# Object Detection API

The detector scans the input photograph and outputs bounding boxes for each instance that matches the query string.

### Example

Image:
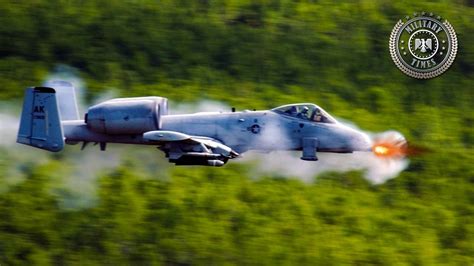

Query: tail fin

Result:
[43,80,79,120]
[17,87,64,152]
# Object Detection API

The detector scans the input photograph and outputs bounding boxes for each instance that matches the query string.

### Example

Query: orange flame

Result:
[372,132,408,158]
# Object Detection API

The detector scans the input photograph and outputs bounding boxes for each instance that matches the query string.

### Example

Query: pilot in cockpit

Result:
[313,108,324,122]
[285,106,298,116]
[296,106,309,120]
[273,104,336,124]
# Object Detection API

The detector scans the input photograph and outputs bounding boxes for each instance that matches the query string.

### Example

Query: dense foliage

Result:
[0,0,472,264]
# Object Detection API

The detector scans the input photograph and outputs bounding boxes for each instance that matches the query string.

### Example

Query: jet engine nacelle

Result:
[86,97,168,134]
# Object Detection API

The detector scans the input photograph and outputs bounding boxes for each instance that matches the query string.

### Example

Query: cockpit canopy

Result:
[271,103,337,124]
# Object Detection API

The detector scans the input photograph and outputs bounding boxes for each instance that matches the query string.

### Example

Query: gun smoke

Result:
[189,104,409,184]
[239,114,408,184]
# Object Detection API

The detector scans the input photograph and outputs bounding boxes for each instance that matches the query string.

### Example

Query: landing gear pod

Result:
[301,137,319,161]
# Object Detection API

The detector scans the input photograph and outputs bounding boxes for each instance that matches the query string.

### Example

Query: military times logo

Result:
[389,12,458,79]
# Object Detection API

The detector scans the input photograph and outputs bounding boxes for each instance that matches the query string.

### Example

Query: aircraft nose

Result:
[343,127,372,152]
[353,132,372,151]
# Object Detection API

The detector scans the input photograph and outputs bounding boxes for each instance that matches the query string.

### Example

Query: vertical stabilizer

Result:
[17,87,64,152]
[43,80,79,120]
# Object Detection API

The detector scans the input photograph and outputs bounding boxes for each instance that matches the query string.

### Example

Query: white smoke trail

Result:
[43,64,86,114]
[0,110,20,147]
[0,104,51,191]
[91,89,120,105]
[242,151,408,184]
[57,145,122,209]
[0,67,124,209]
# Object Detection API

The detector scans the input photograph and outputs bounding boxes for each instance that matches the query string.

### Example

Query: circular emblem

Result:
[389,12,457,79]
[249,124,260,134]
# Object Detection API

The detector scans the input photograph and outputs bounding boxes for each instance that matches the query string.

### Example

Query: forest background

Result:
[0,0,473,264]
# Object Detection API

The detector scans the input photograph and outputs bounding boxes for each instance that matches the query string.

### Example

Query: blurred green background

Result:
[0,0,473,264]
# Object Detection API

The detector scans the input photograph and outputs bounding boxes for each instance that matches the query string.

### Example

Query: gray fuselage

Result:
[62,110,372,154]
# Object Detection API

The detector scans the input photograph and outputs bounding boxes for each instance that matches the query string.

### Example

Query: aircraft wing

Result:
[143,130,239,166]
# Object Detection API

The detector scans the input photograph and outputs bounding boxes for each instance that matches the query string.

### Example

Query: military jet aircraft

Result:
[17,81,375,166]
